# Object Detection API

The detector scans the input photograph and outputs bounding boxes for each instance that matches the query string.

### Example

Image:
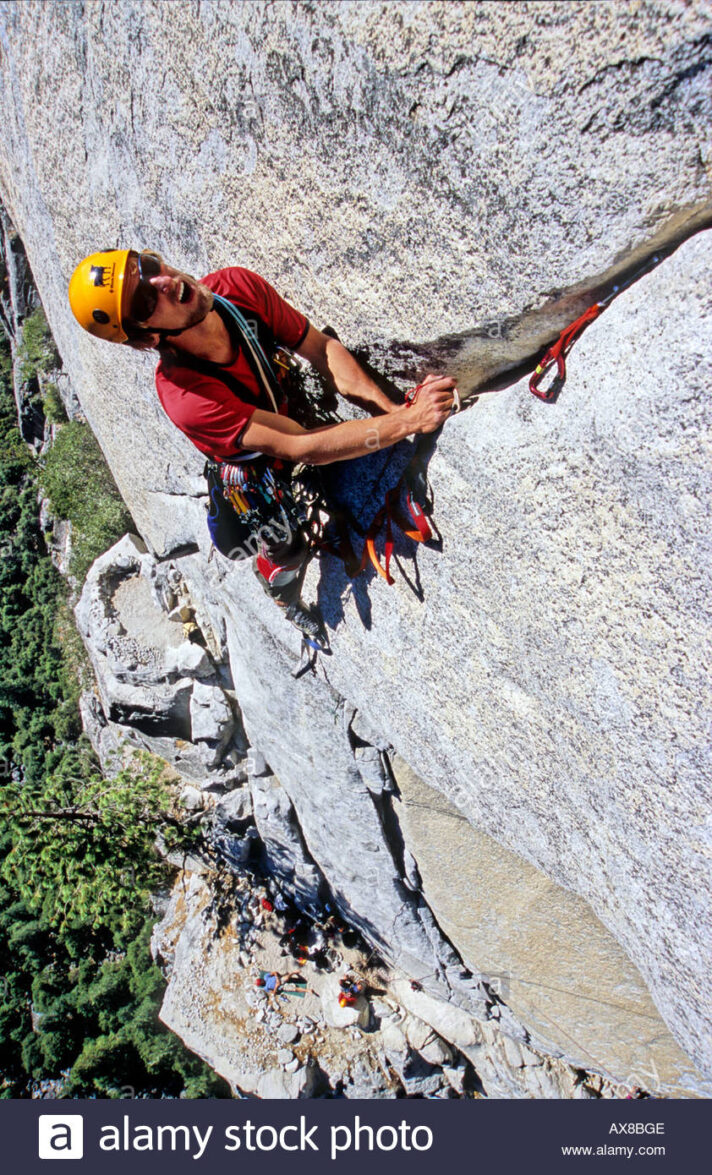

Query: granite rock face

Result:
[390,755,704,1096]
[310,232,712,1085]
[0,1,710,1095]
[120,227,712,1094]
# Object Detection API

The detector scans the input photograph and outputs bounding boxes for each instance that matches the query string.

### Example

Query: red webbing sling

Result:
[529,303,602,401]
[529,247,672,401]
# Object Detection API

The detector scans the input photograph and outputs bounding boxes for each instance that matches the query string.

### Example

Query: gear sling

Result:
[177,293,309,602]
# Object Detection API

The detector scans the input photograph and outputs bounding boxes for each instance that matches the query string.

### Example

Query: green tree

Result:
[39,420,133,581]
[16,307,59,383]
[1,755,202,939]
[0,320,228,1100]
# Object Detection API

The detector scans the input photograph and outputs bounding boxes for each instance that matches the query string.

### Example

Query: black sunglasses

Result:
[127,250,163,323]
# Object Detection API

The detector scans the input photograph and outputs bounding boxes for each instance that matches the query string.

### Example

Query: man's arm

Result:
[240,374,456,466]
[296,325,397,415]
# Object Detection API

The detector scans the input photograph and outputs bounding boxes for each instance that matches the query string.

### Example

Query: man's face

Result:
[122,252,213,340]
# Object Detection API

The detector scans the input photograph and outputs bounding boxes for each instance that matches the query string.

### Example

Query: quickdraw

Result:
[529,248,672,401]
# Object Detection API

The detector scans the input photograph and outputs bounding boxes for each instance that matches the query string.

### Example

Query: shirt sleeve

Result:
[208,267,310,349]
[156,369,256,460]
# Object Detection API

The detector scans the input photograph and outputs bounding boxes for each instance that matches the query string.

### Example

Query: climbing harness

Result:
[529,248,672,401]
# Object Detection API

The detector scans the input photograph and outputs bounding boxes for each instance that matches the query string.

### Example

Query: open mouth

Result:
[177,280,192,305]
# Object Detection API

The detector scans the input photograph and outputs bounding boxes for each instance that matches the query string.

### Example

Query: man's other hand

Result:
[408,374,458,434]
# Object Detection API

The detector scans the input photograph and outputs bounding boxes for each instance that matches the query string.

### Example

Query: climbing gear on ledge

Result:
[529,247,673,402]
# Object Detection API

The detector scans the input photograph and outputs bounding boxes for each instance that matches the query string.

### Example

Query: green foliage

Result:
[1,754,202,940]
[40,420,133,582]
[0,349,73,788]
[0,859,228,1099]
[42,382,68,425]
[16,307,58,383]
[60,921,227,1098]
[0,330,228,1100]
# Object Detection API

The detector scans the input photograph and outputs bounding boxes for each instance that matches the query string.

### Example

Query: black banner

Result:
[2,1096,708,1174]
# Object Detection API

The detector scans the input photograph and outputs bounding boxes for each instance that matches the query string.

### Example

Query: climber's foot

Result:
[285,600,330,653]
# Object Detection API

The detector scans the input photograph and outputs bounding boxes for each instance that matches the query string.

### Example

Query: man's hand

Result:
[407,374,458,433]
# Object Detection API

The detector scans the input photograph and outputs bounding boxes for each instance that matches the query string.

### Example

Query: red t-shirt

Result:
[155,268,309,460]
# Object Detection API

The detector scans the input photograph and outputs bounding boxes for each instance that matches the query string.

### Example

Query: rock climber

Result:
[68,249,457,644]
[338,974,366,1006]
[256,969,307,1010]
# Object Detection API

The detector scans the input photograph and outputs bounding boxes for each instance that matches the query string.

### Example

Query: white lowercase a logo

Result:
[38,1115,84,1160]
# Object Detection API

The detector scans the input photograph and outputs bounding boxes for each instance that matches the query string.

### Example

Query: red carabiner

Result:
[529,344,567,401]
[529,303,603,401]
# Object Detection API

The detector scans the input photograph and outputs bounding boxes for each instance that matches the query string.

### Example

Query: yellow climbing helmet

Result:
[68,249,132,343]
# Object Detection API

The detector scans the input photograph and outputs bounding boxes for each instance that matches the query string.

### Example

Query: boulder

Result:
[190,679,235,749]
[380,1021,408,1057]
[214,788,253,825]
[74,534,245,786]
[165,642,212,679]
[277,1022,300,1047]
[256,1064,318,1100]
[74,535,192,735]
[419,1036,454,1068]
[178,786,207,813]
[389,1050,446,1098]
